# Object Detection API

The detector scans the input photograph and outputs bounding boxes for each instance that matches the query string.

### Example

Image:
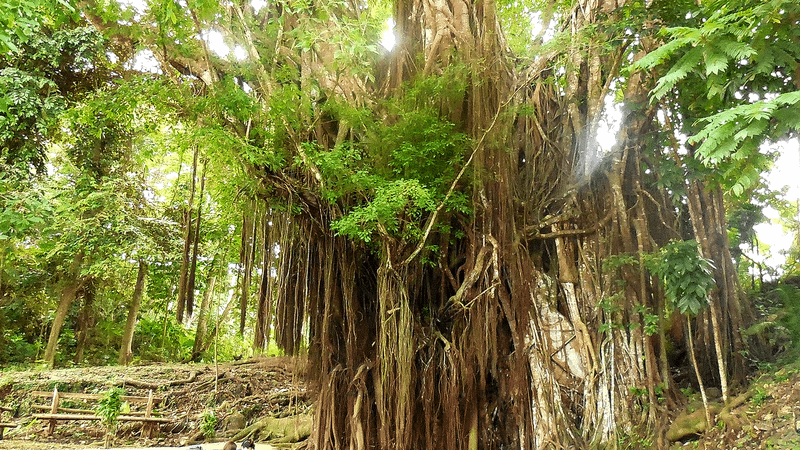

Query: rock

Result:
[667,402,722,442]
[705,387,721,399]
[223,411,246,432]
[717,410,743,431]
[232,414,313,444]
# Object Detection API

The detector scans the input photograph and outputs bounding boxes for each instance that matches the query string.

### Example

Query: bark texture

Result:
[43,251,85,368]
[119,261,148,365]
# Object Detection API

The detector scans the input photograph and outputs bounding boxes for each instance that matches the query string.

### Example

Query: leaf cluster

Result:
[0,25,107,177]
[636,0,800,195]
[307,69,471,244]
[650,240,715,316]
[96,386,124,429]
[0,0,78,53]
[330,178,436,243]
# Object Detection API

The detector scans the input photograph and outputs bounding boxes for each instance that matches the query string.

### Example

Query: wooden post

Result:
[144,390,155,438]
[48,387,60,435]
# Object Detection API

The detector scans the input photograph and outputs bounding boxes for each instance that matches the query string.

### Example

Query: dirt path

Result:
[0,357,308,450]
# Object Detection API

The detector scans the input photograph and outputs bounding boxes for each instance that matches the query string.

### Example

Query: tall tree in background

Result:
[186,160,206,318]
[119,260,148,365]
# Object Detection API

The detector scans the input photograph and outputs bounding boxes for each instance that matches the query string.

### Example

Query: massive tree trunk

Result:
[286,1,751,448]
[119,261,148,365]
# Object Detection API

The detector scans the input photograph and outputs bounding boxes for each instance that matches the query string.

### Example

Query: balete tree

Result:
[7,0,798,447]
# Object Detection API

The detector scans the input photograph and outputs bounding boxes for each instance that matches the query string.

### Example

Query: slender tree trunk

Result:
[253,216,273,352]
[186,160,206,318]
[43,252,85,368]
[200,287,239,355]
[176,146,199,323]
[119,261,148,365]
[239,204,256,335]
[73,285,95,365]
[687,317,713,429]
[685,180,734,399]
[44,283,80,367]
[191,274,216,359]
[194,227,238,356]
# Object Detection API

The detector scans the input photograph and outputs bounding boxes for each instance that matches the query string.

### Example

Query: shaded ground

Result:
[671,362,800,449]
[0,356,311,449]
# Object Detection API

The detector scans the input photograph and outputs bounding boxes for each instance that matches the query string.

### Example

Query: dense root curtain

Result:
[257,0,758,448]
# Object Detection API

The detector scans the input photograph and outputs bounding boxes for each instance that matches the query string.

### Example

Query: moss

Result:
[231,414,312,444]
[666,402,722,442]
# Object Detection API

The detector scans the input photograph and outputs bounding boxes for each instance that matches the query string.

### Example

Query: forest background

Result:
[2,0,800,448]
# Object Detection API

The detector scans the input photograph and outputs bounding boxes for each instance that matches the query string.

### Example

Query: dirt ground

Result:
[667,363,800,450]
[0,356,309,450]
[3,357,800,449]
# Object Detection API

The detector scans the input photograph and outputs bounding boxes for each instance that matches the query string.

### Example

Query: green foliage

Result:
[96,387,124,430]
[199,409,217,438]
[0,24,107,177]
[496,0,538,55]
[771,284,800,358]
[643,311,660,336]
[0,0,76,53]
[331,178,436,243]
[751,385,768,407]
[602,253,639,272]
[96,386,124,447]
[636,0,800,195]
[651,240,716,316]
[307,68,472,244]
[133,313,194,362]
[689,91,800,172]
[0,175,48,239]
[614,427,654,450]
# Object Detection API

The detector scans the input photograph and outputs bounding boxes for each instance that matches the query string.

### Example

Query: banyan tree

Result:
[81,0,773,446]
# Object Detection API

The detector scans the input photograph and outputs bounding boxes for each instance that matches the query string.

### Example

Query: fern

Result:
[718,39,755,61]
[703,45,728,76]
[691,90,800,167]
[650,46,703,99]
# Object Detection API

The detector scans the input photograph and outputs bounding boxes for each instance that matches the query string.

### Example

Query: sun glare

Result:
[381,18,395,50]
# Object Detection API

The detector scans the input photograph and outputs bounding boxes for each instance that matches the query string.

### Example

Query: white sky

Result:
[751,138,800,274]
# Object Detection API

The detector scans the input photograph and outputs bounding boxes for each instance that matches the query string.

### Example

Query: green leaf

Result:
[704,48,728,76]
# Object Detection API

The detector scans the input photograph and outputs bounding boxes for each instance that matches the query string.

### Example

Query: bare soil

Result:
[0,356,310,449]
